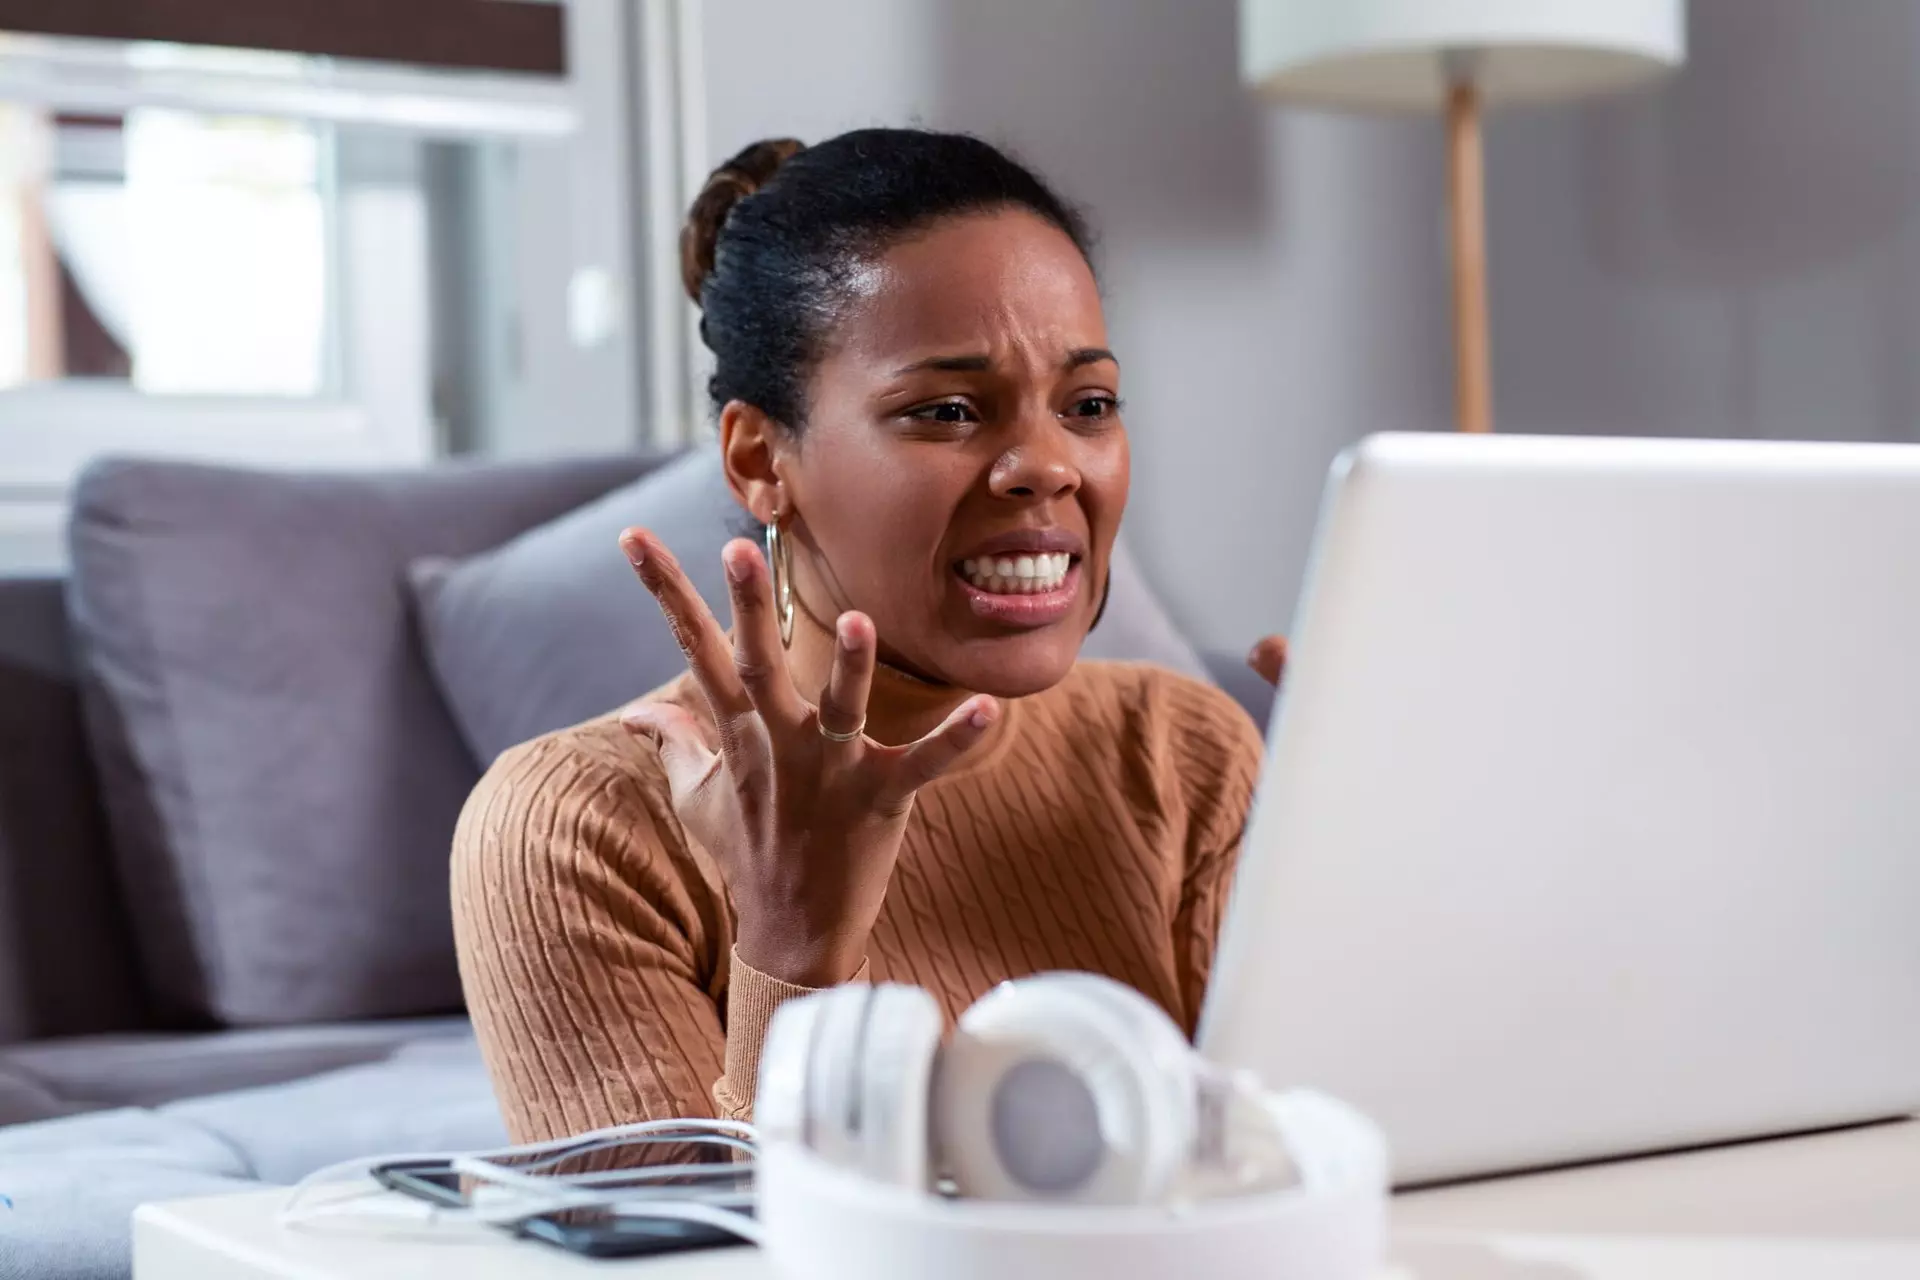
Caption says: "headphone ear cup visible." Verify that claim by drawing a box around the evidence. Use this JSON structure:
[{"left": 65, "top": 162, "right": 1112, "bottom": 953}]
[
  {"left": 932, "top": 972, "right": 1198, "bottom": 1205},
  {"left": 758, "top": 983, "right": 943, "bottom": 1190},
  {"left": 847, "top": 984, "right": 944, "bottom": 1189},
  {"left": 756, "top": 988, "right": 832, "bottom": 1152}
]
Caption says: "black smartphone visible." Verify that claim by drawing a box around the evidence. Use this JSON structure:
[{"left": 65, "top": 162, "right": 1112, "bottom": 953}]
[
  {"left": 513, "top": 1209, "right": 754, "bottom": 1258},
  {"left": 370, "top": 1159, "right": 466, "bottom": 1208},
  {"left": 368, "top": 1158, "right": 755, "bottom": 1259}
]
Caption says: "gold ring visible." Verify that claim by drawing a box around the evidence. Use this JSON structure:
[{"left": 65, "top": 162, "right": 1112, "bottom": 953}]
[{"left": 818, "top": 718, "right": 865, "bottom": 743}]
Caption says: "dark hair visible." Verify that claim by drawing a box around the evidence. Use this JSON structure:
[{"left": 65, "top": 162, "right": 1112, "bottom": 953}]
[{"left": 680, "top": 128, "right": 1094, "bottom": 430}]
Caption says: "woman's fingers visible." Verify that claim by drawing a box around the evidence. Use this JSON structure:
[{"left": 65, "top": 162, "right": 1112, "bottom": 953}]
[
  {"left": 722, "top": 539, "right": 805, "bottom": 725},
  {"left": 883, "top": 695, "right": 999, "bottom": 804},
  {"left": 620, "top": 701, "right": 722, "bottom": 800},
  {"left": 817, "top": 612, "right": 877, "bottom": 746},
  {"left": 1247, "top": 634, "right": 1289, "bottom": 688},
  {"left": 621, "top": 528, "right": 751, "bottom": 724}
]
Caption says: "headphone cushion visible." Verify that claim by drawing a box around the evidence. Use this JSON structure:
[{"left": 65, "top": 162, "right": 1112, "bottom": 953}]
[
  {"left": 756, "top": 989, "right": 832, "bottom": 1149},
  {"left": 847, "top": 984, "right": 943, "bottom": 1188},
  {"left": 759, "top": 983, "right": 942, "bottom": 1190},
  {"left": 935, "top": 972, "right": 1198, "bottom": 1204}
]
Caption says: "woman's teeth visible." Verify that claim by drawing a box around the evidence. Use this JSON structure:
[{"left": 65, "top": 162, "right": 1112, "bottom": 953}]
[{"left": 958, "top": 552, "right": 1073, "bottom": 595}]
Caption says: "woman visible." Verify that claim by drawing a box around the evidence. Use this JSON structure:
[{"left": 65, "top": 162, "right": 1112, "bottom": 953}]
[{"left": 451, "top": 129, "right": 1286, "bottom": 1143}]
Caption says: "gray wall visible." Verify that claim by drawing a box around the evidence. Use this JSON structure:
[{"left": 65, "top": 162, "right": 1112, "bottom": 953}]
[
  {"left": 700, "top": 0, "right": 1920, "bottom": 650},
  {"left": 1487, "top": 0, "right": 1920, "bottom": 447}
]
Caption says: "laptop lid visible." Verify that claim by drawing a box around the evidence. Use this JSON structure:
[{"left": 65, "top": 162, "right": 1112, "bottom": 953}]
[{"left": 1198, "top": 432, "right": 1920, "bottom": 1185}]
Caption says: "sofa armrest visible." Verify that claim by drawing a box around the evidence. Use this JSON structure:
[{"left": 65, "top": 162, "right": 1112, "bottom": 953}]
[
  {"left": 1201, "top": 647, "right": 1276, "bottom": 733},
  {"left": 0, "top": 575, "right": 149, "bottom": 1043}
]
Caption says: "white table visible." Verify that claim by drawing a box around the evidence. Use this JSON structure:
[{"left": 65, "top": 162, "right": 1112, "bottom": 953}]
[{"left": 134, "top": 1119, "right": 1920, "bottom": 1279}]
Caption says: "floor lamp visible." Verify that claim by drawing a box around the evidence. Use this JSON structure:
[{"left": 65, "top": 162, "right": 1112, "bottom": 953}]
[{"left": 1239, "top": 0, "right": 1686, "bottom": 433}]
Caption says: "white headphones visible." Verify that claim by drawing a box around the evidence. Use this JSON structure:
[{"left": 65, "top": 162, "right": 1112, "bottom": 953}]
[
  {"left": 280, "top": 973, "right": 1384, "bottom": 1280},
  {"left": 755, "top": 971, "right": 1373, "bottom": 1208}
]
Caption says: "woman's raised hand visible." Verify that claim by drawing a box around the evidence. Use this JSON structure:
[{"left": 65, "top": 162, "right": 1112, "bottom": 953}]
[
  {"left": 1247, "top": 635, "right": 1288, "bottom": 688},
  {"left": 617, "top": 530, "right": 998, "bottom": 987}
]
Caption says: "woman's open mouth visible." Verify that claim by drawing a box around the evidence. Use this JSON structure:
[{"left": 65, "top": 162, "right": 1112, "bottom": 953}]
[
  {"left": 958, "top": 552, "right": 1073, "bottom": 594},
  {"left": 951, "top": 552, "right": 1083, "bottom": 626}
]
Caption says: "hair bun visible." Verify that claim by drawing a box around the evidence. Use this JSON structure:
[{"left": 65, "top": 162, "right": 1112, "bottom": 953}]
[{"left": 681, "top": 138, "right": 806, "bottom": 303}]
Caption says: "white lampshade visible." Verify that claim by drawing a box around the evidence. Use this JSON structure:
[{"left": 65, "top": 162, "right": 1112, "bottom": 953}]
[{"left": 1242, "top": 0, "right": 1685, "bottom": 112}]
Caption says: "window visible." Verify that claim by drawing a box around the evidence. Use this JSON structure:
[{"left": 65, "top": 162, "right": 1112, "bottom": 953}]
[
  {"left": 5, "top": 109, "right": 331, "bottom": 398},
  {"left": 0, "top": 0, "right": 707, "bottom": 572},
  {"left": 0, "top": 97, "right": 436, "bottom": 489}
]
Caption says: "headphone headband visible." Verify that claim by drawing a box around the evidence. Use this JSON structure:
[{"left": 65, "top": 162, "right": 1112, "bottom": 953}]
[
  {"left": 759, "top": 1092, "right": 1387, "bottom": 1280},
  {"left": 758, "top": 974, "right": 1388, "bottom": 1211}
]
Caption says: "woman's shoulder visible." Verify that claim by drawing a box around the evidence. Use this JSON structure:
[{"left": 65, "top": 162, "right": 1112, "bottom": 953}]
[
  {"left": 456, "top": 673, "right": 704, "bottom": 870},
  {"left": 450, "top": 673, "right": 726, "bottom": 990},
  {"left": 1006, "top": 661, "right": 1264, "bottom": 850},
  {"left": 1037, "top": 660, "right": 1265, "bottom": 778},
  {"left": 478, "top": 673, "right": 702, "bottom": 790},
  {"left": 1053, "top": 659, "right": 1261, "bottom": 729}
]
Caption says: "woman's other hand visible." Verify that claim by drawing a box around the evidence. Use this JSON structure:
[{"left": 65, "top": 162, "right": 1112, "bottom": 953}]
[
  {"left": 1248, "top": 635, "right": 1288, "bottom": 688},
  {"left": 616, "top": 529, "right": 998, "bottom": 988}
]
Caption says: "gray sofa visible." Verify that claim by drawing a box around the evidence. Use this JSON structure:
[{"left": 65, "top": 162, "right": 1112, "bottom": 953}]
[{"left": 0, "top": 454, "right": 1273, "bottom": 1280}]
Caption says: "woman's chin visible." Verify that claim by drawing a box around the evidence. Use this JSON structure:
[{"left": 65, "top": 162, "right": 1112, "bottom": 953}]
[{"left": 931, "top": 631, "right": 1087, "bottom": 700}]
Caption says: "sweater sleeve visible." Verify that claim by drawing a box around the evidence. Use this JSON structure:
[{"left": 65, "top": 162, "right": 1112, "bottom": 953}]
[{"left": 713, "top": 951, "right": 870, "bottom": 1119}]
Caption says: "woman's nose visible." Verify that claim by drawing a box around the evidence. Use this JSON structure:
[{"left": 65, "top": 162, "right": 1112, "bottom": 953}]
[{"left": 989, "top": 417, "right": 1081, "bottom": 501}]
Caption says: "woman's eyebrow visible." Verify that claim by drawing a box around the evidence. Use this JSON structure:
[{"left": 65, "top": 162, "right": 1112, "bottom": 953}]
[
  {"left": 893, "top": 353, "right": 993, "bottom": 376},
  {"left": 892, "top": 348, "right": 1119, "bottom": 377},
  {"left": 1066, "top": 347, "right": 1118, "bottom": 371}
]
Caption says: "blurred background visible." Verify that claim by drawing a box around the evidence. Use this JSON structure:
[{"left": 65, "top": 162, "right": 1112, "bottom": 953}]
[{"left": 2, "top": 0, "right": 1918, "bottom": 649}]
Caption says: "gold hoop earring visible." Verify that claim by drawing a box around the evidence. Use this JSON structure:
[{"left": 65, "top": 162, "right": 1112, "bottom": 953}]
[{"left": 764, "top": 517, "right": 794, "bottom": 648}]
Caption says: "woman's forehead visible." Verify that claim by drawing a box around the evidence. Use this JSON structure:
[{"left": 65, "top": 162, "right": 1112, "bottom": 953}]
[{"left": 831, "top": 209, "right": 1107, "bottom": 365}]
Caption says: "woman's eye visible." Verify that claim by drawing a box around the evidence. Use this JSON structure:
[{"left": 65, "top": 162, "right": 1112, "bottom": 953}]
[
  {"left": 909, "top": 401, "right": 977, "bottom": 425},
  {"left": 1067, "top": 395, "right": 1120, "bottom": 420}
]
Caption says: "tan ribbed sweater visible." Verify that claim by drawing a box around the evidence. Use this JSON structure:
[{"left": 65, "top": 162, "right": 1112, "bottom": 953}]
[{"left": 451, "top": 661, "right": 1263, "bottom": 1144}]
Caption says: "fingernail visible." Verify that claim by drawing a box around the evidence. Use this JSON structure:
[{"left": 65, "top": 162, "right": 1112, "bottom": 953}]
[
  {"left": 968, "top": 701, "right": 995, "bottom": 729},
  {"left": 622, "top": 537, "right": 645, "bottom": 569},
  {"left": 725, "top": 547, "right": 751, "bottom": 584},
  {"left": 836, "top": 614, "right": 858, "bottom": 646}
]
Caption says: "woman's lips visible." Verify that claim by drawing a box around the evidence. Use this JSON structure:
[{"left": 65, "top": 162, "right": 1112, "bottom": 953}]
[{"left": 952, "top": 560, "right": 1083, "bottom": 626}]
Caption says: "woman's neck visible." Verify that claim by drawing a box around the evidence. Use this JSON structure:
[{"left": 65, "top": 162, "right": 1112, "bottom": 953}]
[{"left": 783, "top": 599, "right": 973, "bottom": 745}]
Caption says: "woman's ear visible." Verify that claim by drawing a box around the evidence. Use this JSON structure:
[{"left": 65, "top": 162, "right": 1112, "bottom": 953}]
[{"left": 718, "top": 400, "right": 787, "bottom": 523}]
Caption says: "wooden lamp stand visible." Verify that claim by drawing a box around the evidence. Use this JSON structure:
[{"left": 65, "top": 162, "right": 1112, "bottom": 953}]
[
  {"left": 1240, "top": 2, "right": 1685, "bottom": 436},
  {"left": 1446, "top": 80, "right": 1493, "bottom": 434}
]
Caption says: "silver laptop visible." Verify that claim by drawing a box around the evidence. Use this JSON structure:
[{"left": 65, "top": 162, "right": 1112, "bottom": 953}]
[{"left": 1198, "top": 432, "right": 1920, "bottom": 1186}]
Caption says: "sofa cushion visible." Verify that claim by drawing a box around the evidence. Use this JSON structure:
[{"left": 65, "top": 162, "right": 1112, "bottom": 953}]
[
  {"left": 0, "top": 1032, "right": 503, "bottom": 1280},
  {"left": 163, "top": 1033, "right": 506, "bottom": 1184},
  {"left": 0, "top": 1107, "right": 256, "bottom": 1280},
  {"left": 0, "top": 1059, "right": 84, "bottom": 1127},
  {"left": 410, "top": 448, "right": 1210, "bottom": 765},
  {"left": 0, "top": 576, "right": 146, "bottom": 1046},
  {"left": 0, "top": 1017, "right": 474, "bottom": 1122},
  {"left": 408, "top": 450, "right": 736, "bottom": 765},
  {"left": 66, "top": 455, "right": 658, "bottom": 1026},
  {"left": 1087, "top": 538, "right": 1212, "bottom": 685}
]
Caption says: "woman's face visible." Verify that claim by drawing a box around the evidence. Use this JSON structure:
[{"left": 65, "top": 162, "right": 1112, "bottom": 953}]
[{"left": 779, "top": 207, "right": 1129, "bottom": 697}]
